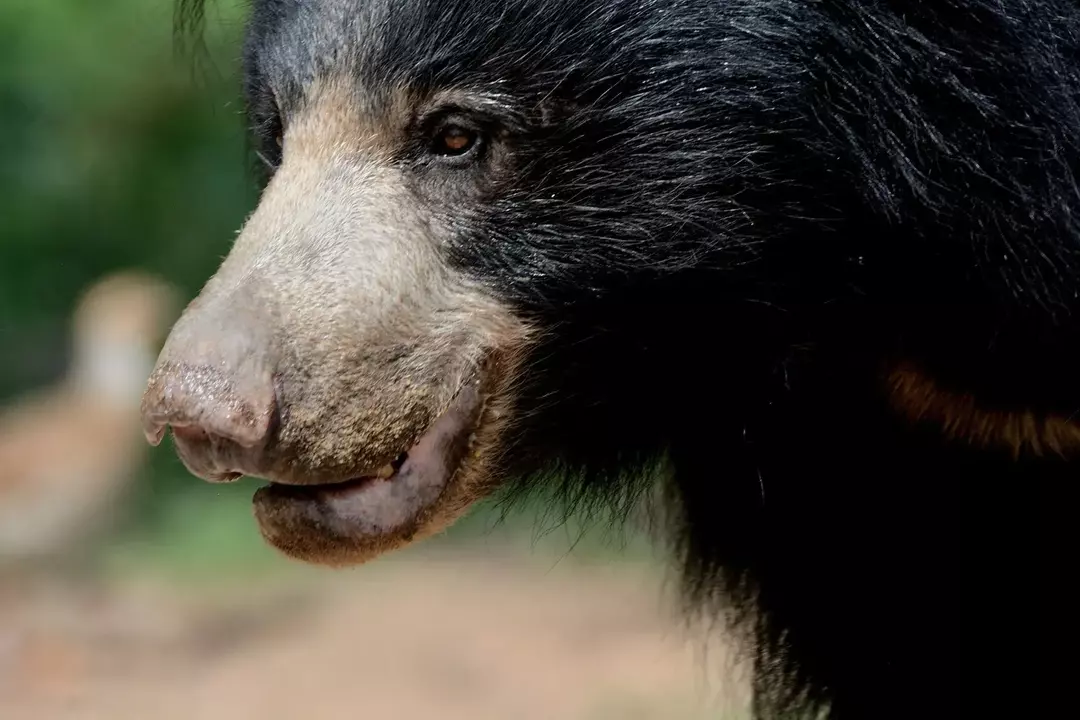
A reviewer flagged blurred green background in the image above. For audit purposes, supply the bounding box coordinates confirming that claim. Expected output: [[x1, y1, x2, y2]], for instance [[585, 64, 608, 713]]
[[0, 4, 738, 718]]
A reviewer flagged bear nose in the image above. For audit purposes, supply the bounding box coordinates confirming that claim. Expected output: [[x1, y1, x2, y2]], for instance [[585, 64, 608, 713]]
[[140, 360, 277, 451], [139, 290, 279, 478]]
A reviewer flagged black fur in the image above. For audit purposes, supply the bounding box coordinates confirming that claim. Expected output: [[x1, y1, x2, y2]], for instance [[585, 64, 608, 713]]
[[179, 1, 1073, 717]]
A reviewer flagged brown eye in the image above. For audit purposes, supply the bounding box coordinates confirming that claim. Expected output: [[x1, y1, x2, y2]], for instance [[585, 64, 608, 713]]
[[433, 125, 477, 156], [275, 135, 283, 148]]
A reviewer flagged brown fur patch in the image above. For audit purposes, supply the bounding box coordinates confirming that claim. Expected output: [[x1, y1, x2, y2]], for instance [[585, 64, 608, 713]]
[[286, 76, 415, 161], [884, 361, 1080, 458]]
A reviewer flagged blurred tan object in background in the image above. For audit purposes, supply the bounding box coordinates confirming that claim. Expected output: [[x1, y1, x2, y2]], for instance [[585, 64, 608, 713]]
[[0, 556, 745, 720], [0, 270, 178, 576]]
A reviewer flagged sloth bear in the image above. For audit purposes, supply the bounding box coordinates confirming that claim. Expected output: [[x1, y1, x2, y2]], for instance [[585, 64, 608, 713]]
[[142, 0, 1070, 717]]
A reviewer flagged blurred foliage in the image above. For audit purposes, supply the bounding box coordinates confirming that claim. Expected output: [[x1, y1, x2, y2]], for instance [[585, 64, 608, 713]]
[[0, 0, 255, 400]]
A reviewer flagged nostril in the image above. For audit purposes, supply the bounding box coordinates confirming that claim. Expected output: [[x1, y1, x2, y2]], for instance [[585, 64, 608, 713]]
[[171, 423, 210, 444], [205, 470, 244, 484]]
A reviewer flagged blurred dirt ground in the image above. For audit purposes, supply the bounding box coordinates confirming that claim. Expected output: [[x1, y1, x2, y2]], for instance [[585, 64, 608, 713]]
[[0, 552, 749, 719]]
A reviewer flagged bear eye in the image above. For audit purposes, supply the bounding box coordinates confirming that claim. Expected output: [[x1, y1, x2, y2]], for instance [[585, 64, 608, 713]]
[[432, 125, 478, 157]]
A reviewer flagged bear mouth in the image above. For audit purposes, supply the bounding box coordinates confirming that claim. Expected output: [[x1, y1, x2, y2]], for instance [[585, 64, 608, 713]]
[[249, 370, 491, 560]]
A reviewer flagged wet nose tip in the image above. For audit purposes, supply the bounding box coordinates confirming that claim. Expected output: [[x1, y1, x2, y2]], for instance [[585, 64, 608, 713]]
[[140, 362, 276, 450]]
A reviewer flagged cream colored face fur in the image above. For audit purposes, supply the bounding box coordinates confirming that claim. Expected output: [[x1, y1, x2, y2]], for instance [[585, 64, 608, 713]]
[[142, 79, 532, 566]]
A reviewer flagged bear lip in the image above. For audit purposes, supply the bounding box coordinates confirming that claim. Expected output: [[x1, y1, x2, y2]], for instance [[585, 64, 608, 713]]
[[250, 368, 490, 550], [257, 452, 405, 489], [265, 378, 482, 493]]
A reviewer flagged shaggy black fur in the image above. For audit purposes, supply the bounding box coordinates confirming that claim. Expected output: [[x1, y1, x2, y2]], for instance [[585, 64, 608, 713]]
[[178, 1, 1072, 717]]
